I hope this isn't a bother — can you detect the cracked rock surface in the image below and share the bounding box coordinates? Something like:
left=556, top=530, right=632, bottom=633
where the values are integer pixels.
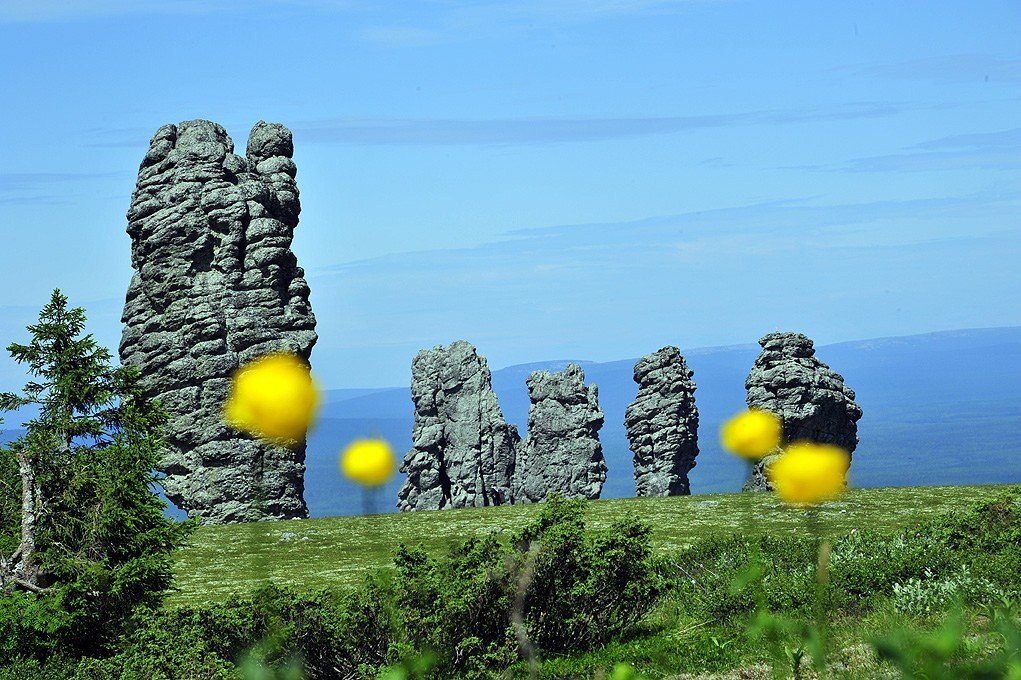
left=513, top=363, right=606, bottom=502
left=397, top=340, right=518, bottom=511
left=119, top=119, right=316, bottom=524
left=625, top=346, right=700, bottom=496
left=742, top=332, right=862, bottom=491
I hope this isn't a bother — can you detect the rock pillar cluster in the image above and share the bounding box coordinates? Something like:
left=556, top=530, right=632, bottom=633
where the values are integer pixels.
left=398, top=345, right=608, bottom=510
left=742, top=332, right=863, bottom=491
left=113, top=120, right=868, bottom=520
left=397, top=341, right=519, bottom=511
left=119, top=119, right=316, bottom=524
left=624, top=346, right=700, bottom=496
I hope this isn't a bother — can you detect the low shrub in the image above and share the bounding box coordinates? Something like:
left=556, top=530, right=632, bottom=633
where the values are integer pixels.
left=514, top=496, right=666, bottom=654
left=390, top=495, right=665, bottom=675
left=892, top=564, right=1004, bottom=616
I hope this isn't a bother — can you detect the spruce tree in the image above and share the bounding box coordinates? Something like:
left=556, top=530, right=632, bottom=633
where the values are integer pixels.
left=0, top=289, right=192, bottom=658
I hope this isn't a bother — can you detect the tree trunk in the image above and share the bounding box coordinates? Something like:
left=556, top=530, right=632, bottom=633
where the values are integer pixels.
left=0, top=447, right=47, bottom=594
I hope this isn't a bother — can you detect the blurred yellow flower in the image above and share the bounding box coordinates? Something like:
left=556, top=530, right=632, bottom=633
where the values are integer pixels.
left=719, top=409, right=783, bottom=459
left=223, top=351, right=319, bottom=447
left=341, top=438, right=396, bottom=487
left=767, top=441, right=850, bottom=506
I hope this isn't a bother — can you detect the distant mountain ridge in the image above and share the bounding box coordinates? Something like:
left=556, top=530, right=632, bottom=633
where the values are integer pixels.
left=303, top=326, right=1021, bottom=517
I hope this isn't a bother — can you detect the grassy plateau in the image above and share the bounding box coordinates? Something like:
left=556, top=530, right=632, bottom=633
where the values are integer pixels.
left=171, top=484, right=1013, bottom=608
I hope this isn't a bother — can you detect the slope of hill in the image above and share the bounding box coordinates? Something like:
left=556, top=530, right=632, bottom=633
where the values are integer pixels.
left=304, top=327, right=1021, bottom=517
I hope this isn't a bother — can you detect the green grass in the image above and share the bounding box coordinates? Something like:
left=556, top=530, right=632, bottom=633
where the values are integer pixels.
left=169, top=484, right=1017, bottom=608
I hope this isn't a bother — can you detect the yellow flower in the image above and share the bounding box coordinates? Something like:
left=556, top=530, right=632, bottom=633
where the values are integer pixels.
left=223, top=352, right=319, bottom=446
left=767, top=441, right=850, bottom=506
left=720, top=409, right=783, bottom=459
left=341, top=438, right=396, bottom=487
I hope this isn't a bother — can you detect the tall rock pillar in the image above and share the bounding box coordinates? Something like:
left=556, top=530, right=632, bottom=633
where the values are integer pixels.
left=119, top=120, right=317, bottom=523
left=625, top=346, right=699, bottom=496
left=513, top=363, right=606, bottom=502
left=743, top=332, right=862, bottom=491
left=398, top=341, right=519, bottom=511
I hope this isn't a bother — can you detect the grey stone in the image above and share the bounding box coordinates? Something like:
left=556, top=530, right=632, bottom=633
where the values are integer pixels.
left=119, top=119, right=316, bottom=524
left=397, top=341, right=519, bottom=511
left=742, top=332, right=862, bottom=491
left=514, top=363, right=606, bottom=503
left=625, top=346, right=699, bottom=496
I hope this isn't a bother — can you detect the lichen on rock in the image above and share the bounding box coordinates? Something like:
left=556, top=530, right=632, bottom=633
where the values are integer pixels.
left=742, top=332, right=862, bottom=492
left=625, top=346, right=699, bottom=496
left=397, top=340, right=518, bottom=511
left=513, top=363, right=607, bottom=503
left=119, top=119, right=316, bottom=524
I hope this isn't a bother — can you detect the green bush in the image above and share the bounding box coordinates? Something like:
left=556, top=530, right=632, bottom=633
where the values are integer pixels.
left=659, top=492, right=1021, bottom=627
left=388, top=495, right=665, bottom=675
left=513, top=495, right=666, bottom=654
left=0, top=496, right=664, bottom=679
left=3, top=488, right=1018, bottom=678
left=892, top=565, right=1004, bottom=616
left=664, top=533, right=819, bottom=622
left=391, top=534, right=516, bottom=676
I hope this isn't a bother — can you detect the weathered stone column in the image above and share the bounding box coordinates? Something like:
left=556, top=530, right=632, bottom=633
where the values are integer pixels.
left=625, top=346, right=699, bottom=496
left=513, top=363, right=606, bottom=502
left=120, top=120, right=316, bottom=523
left=398, top=340, right=518, bottom=511
left=743, top=332, right=862, bottom=491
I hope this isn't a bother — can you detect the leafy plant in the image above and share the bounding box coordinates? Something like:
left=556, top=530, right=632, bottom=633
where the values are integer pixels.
left=892, top=565, right=1004, bottom=616
left=871, top=602, right=1021, bottom=679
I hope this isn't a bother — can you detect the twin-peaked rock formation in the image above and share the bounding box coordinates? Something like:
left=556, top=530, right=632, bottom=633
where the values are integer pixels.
left=397, top=341, right=518, bottom=511
left=515, top=363, right=607, bottom=503
left=398, top=343, right=607, bottom=510
left=625, top=347, right=700, bottom=496
left=743, top=332, right=863, bottom=491
left=120, top=120, right=316, bottom=524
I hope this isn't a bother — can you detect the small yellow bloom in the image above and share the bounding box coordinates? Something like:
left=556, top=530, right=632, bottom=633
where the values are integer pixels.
left=720, top=409, right=783, bottom=459
left=223, top=352, right=319, bottom=447
left=341, top=438, right=396, bottom=487
left=767, top=441, right=850, bottom=506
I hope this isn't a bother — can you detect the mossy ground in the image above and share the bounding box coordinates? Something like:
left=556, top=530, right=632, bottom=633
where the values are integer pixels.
left=170, top=484, right=1013, bottom=608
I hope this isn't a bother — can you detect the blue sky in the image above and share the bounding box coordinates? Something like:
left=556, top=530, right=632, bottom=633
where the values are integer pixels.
left=0, top=0, right=1018, bottom=390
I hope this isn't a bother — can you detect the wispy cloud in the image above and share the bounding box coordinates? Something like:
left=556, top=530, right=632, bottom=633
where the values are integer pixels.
left=909, top=127, right=1021, bottom=151
left=303, top=190, right=1021, bottom=371
left=849, top=54, right=1021, bottom=84
left=840, top=148, right=1021, bottom=173
left=76, top=102, right=911, bottom=150
left=355, top=24, right=446, bottom=48
left=288, top=102, right=912, bottom=146
left=0, top=172, right=124, bottom=204
left=313, top=190, right=1020, bottom=279
left=0, top=0, right=223, bottom=22
left=793, top=127, right=1021, bottom=173
left=0, top=0, right=697, bottom=24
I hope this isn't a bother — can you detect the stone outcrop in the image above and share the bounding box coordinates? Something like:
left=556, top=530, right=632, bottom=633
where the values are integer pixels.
left=397, top=341, right=518, bottom=511
left=742, top=332, right=862, bottom=491
left=625, top=347, right=699, bottom=496
left=514, top=363, right=606, bottom=502
left=119, top=119, right=316, bottom=524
